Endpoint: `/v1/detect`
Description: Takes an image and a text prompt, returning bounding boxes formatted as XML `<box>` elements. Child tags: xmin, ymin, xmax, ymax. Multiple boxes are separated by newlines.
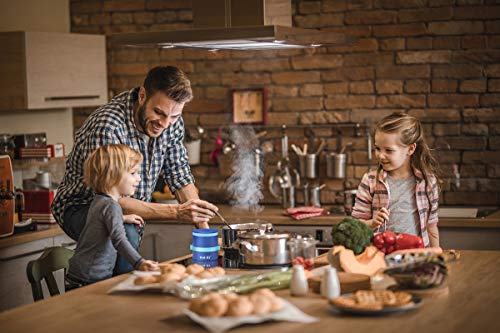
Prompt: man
<box><xmin>51</xmin><ymin>66</ymin><xmax>218</xmax><ymax>274</ymax></box>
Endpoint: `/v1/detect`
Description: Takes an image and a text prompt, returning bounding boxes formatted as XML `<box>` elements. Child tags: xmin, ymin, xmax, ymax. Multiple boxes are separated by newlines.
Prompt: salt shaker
<box><xmin>321</xmin><ymin>266</ymin><xmax>341</xmax><ymax>299</ymax></box>
<box><xmin>290</xmin><ymin>265</ymin><xmax>309</xmax><ymax>296</ymax></box>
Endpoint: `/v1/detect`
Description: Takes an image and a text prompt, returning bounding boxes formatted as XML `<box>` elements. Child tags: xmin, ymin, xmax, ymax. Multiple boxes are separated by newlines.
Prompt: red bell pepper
<box><xmin>395</xmin><ymin>233</ymin><xmax>424</xmax><ymax>250</ymax></box>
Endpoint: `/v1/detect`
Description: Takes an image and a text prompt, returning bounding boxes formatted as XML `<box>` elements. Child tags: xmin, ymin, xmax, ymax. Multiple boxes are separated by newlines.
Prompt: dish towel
<box><xmin>283</xmin><ymin>206</ymin><xmax>330</xmax><ymax>220</ymax></box>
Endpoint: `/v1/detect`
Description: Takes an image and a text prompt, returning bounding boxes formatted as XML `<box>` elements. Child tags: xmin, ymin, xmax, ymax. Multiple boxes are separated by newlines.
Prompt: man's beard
<box><xmin>137</xmin><ymin>103</ymin><xmax>148</xmax><ymax>135</ymax></box>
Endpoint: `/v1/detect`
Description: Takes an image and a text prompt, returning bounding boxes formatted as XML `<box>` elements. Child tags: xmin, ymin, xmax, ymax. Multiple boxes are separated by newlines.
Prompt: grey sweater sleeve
<box><xmin>103</xmin><ymin>203</ymin><xmax>144</xmax><ymax>268</ymax></box>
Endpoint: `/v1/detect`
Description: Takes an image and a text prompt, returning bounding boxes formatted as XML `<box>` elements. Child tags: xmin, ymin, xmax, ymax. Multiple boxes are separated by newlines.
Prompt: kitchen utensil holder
<box><xmin>326</xmin><ymin>153</ymin><xmax>346</xmax><ymax>179</ymax></box>
<box><xmin>298</xmin><ymin>153</ymin><xmax>318</xmax><ymax>179</ymax></box>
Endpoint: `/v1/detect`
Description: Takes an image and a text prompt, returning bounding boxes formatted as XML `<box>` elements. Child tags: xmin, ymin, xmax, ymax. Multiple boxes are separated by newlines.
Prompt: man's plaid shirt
<box><xmin>51</xmin><ymin>87</ymin><xmax>194</xmax><ymax>226</ymax></box>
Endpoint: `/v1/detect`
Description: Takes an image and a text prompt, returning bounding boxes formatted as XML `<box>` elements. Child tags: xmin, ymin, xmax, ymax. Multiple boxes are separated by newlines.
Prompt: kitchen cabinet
<box><xmin>0</xmin><ymin>233</ymin><xmax>75</xmax><ymax>312</ymax></box>
<box><xmin>0</xmin><ymin>31</ymin><xmax>107</xmax><ymax>110</ymax></box>
<box><xmin>140</xmin><ymin>223</ymin><xmax>193</xmax><ymax>263</ymax></box>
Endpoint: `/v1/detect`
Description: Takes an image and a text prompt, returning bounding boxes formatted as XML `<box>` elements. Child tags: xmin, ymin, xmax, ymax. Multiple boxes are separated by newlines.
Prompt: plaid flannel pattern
<box><xmin>351</xmin><ymin>168</ymin><xmax>439</xmax><ymax>247</ymax></box>
<box><xmin>51</xmin><ymin>87</ymin><xmax>194</xmax><ymax>226</ymax></box>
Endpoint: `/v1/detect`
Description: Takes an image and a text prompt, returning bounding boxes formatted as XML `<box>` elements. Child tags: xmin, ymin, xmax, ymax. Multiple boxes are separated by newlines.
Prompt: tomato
<box><xmin>382</xmin><ymin>231</ymin><xmax>397</xmax><ymax>245</ymax></box>
<box><xmin>304</xmin><ymin>259</ymin><xmax>314</xmax><ymax>270</ymax></box>
<box><xmin>373</xmin><ymin>234</ymin><xmax>385</xmax><ymax>248</ymax></box>
<box><xmin>387</xmin><ymin>245</ymin><xmax>395</xmax><ymax>254</ymax></box>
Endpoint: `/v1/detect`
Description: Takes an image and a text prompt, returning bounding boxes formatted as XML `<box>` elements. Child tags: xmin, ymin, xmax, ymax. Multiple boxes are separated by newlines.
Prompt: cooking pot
<box><xmin>237</xmin><ymin>230</ymin><xmax>291</xmax><ymax>266</ymax></box>
<box><xmin>221</xmin><ymin>222</ymin><xmax>273</xmax><ymax>248</ymax></box>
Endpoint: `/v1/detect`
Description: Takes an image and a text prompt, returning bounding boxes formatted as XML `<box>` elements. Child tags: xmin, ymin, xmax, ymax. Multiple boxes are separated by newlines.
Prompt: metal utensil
<box><xmin>214</xmin><ymin>210</ymin><xmax>232</xmax><ymax>230</ymax></box>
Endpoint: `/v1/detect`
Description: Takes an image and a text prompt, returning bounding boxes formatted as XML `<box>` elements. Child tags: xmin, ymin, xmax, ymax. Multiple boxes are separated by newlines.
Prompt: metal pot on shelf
<box><xmin>236</xmin><ymin>230</ymin><xmax>292</xmax><ymax>266</ymax></box>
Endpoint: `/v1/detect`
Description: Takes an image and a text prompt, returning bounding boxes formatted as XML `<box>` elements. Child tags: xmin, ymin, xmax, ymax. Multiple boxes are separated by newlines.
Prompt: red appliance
<box><xmin>0</xmin><ymin>156</ymin><xmax>15</xmax><ymax>237</ymax></box>
<box><xmin>23</xmin><ymin>190</ymin><xmax>56</xmax><ymax>224</ymax></box>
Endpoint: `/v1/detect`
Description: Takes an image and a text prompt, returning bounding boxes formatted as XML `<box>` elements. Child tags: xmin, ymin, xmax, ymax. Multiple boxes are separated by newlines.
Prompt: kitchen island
<box><xmin>0</xmin><ymin>250</ymin><xmax>499</xmax><ymax>333</ymax></box>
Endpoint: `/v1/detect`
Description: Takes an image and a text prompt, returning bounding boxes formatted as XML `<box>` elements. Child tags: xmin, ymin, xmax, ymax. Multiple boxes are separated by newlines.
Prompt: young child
<box><xmin>66</xmin><ymin>144</ymin><xmax>158</xmax><ymax>289</ymax></box>
<box><xmin>351</xmin><ymin>112</ymin><xmax>441</xmax><ymax>247</ymax></box>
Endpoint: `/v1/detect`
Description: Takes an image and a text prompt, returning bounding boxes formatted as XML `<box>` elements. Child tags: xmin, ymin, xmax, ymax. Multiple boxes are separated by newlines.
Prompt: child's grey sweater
<box><xmin>68</xmin><ymin>194</ymin><xmax>144</xmax><ymax>282</ymax></box>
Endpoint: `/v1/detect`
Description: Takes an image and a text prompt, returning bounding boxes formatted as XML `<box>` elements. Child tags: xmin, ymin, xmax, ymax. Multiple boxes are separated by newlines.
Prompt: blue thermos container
<box><xmin>190</xmin><ymin>228</ymin><xmax>220</xmax><ymax>268</ymax></box>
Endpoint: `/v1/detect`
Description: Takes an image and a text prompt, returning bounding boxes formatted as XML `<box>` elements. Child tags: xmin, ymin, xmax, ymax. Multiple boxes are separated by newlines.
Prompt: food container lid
<box><xmin>238</xmin><ymin>230</ymin><xmax>290</xmax><ymax>240</ymax></box>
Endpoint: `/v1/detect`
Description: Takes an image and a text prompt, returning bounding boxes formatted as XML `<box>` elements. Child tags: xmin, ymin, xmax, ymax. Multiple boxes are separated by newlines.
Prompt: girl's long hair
<box><xmin>374</xmin><ymin>112</ymin><xmax>441</xmax><ymax>213</ymax></box>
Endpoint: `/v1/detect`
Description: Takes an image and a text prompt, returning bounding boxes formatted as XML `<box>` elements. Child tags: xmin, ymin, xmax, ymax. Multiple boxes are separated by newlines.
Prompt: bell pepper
<box><xmin>395</xmin><ymin>233</ymin><xmax>424</xmax><ymax>250</ymax></box>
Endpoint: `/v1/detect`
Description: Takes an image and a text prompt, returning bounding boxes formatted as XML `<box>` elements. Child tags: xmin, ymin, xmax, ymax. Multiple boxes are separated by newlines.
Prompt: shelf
<box><xmin>187</xmin><ymin>123</ymin><xmax>366</xmax><ymax>130</ymax></box>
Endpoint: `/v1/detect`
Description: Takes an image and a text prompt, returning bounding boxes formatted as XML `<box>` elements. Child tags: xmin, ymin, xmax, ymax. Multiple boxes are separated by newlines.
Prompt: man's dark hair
<box><xmin>143</xmin><ymin>66</ymin><xmax>193</xmax><ymax>103</ymax></box>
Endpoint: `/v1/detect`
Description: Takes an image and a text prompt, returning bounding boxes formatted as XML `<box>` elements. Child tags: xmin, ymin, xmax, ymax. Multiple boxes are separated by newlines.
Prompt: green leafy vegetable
<box><xmin>331</xmin><ymin>217</ymin><xmax>374</xmax><ymax>255</ymax></box>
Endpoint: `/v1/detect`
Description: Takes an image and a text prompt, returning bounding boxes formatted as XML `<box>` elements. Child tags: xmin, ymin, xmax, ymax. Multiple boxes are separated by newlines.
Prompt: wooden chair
<box><xmin>26</xmin><ymin>246</ymin><xmax>74</xmax><ymax>301</ymax></box>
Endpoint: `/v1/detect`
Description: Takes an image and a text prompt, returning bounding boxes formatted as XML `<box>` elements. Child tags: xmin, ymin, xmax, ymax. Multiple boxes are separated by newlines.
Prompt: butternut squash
<box><xmin>327</xmin><ymin>245</ymin><xmax>387</xmax><ymax>277</ymax></box>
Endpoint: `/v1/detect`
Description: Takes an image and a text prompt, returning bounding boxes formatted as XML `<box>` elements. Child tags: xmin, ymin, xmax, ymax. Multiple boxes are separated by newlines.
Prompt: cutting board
<box><xmin>309</xmin><ymin>271</ymin><xmax>371</xmax><ymax>294</ymax></box>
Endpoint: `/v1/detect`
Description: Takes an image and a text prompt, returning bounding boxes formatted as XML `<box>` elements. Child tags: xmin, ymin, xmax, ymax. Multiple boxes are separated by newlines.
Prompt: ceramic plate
<box><xmin>329</xmin><ymin>294</ymin><xmax>422</xmax><ymax>316</ymax></box>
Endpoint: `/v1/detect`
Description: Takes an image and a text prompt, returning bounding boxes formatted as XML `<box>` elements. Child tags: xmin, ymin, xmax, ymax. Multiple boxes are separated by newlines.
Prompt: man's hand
<box><xmin>177</xmin><ymin>199</ymin><xmax>218</xmax><ymax>226</ymax></box>
<box><xmin>123</xmin><ymin>214</ymin><xmax>144</xmax><ymax>226</ymax></box>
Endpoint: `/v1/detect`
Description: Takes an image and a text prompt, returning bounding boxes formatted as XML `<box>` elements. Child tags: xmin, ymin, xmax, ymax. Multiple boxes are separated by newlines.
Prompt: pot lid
<box><xmin>222</xmin><ymin>222</ymin><xmax>272</xmax><ymax>231</ymax></box>
<box><xmin>238</xmin><ymin>230</ymin><xmax>290</xmax><ymax>240</ymax></box>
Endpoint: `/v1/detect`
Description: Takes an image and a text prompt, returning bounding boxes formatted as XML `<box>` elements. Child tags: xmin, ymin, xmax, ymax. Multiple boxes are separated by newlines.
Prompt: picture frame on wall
<box><xmin>232</xmin><ymin>88</ymin><xmax>267</xmax><ymax>125</ymax></box>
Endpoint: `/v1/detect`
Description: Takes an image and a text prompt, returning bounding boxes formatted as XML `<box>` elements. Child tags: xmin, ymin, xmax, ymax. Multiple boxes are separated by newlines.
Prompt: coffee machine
<box><xmin>0</xmin><ymin>155</ymin><xmax>15</xmax><ymax>237</ymax></box>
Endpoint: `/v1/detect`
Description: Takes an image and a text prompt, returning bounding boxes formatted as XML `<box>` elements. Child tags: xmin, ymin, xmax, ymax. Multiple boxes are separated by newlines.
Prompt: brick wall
<box><xmin>71</xmin><ymin>0</ymin><xmax>500</xmax><ymax>206</ymax></box>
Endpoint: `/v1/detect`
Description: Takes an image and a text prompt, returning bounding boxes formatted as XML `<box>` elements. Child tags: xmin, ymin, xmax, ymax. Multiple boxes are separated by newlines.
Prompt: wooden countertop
<box><xmin>0</xmin><ymin>250</ymin><xmax>499</xmax><ymax>333</ymax></box>
<box><xmin>149</xmin><ymin>205</ymin><xmax>500</xmax><ymax>228</ymax></box>
<box><xmin>0</xmin><ymin>224</ymin><xmax>64</xmax><ymax>250</ymax></box>
<box><xmin>1</xmin><ymin>206</ymin><xmax>498</xmax><ymax>250</ymax></box>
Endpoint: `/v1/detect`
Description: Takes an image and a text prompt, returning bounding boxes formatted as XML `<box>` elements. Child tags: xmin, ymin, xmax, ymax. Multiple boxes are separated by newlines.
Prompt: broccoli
<box><xmin>331</xmin><ymin>217</ymin><xmax>374</xmax><ymax>255</ymax></box>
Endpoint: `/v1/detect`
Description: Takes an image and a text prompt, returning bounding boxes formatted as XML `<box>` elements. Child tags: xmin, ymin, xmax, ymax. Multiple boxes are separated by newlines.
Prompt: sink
<box><xmin>438</xmin><ymin>207</ymin><xmax>498</xmax><ymax>218</ymax></box>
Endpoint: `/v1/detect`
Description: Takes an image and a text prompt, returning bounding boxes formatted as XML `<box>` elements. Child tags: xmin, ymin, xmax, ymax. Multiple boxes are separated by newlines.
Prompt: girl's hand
<box><xmin>370</xmin><ymin>208</ymin><xmax>390</xmax><ymax>229</ymax></box>
<box><xmin>123</xmin><ymin>214</ymin><xmax>144</xmax><ymax>226</ymax></box>
<box><xmin>138</xmin><ymin>260</ymin><xmax>159</xmax><ymax>271</ymax></box>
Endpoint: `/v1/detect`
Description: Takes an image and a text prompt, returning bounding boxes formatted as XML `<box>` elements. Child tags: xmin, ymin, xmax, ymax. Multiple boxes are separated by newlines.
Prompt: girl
<box><xmin>66</xmin><ymin>144</ymin><xmax>158</xmax><ymax>289</ymax></box>
<box><xmin>351</xmin><ymin>112</ymin><xmax>441</xmax><ymax>247</ymax></box>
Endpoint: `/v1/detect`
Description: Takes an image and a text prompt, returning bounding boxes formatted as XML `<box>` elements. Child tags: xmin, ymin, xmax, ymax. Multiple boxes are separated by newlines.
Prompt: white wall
<box><xmin>0</xmin><ymin>0</ymin><xmax>74</xmax><ymax>152</ymax></box>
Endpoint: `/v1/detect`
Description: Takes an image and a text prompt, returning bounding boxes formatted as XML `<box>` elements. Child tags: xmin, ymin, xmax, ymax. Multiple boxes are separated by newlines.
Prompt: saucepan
<box><xmin>221</xmin><ymin>222</ymin><xmax>273</xmax><ymax>249</ymax></box>
<box><xmin>237</xmin><ymin>230</ymin><xmax>291</xmax><ymax>266</ymax></box>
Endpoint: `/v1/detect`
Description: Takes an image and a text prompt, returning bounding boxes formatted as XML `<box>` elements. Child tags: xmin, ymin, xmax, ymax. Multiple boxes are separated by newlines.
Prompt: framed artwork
<box><xmin>232</xmin><ymin>88</ymin><xmax>267</xmax><ymax>124</ymax></box>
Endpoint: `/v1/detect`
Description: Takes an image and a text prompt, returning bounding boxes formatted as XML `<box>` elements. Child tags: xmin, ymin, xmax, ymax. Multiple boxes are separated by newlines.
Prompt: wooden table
<box><xmin>1</xmin><ymin>251</ymin><xmax>499</xmax><ymax>333</ymax></box>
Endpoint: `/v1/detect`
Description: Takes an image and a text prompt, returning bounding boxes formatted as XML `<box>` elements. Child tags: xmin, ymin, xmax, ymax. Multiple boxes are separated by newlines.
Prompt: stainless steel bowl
<box><xmin>237</xmin><ymin>230</ymin><xmax>291</xmax><ymax>266</ymax></box>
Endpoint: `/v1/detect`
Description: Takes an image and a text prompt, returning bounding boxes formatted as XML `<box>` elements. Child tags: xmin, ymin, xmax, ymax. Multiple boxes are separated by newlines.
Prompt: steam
<box><xmin>224</xmin><ymin>126</ymin><xmax>264</xmax><ymax>213</ymax></box>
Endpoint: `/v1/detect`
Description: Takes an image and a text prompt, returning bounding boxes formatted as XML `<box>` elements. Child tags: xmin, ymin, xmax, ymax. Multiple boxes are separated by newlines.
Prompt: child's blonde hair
<box><xmin>374</xmin><ymin>112</ymin><xmax>441</xmax><ymax>207</ymax></box>
<box><xmin>84</xmin><ymin>144</ymin><xmax>142</xmax><ymax>194</ymax></box>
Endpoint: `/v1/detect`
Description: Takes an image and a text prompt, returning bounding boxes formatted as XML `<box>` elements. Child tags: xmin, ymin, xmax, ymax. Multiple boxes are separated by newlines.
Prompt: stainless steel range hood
<box><xmin>109</xmin><ymin>0</ymin><xmax>353</xmax><ymax>50</ymax></box>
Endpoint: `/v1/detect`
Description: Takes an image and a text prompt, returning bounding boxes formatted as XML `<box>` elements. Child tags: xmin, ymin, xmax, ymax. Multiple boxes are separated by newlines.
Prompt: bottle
<box><xmin>321</xmin><ymin>267</ymin><xmax>341</xmax><ymax>299</ymax></box>
<box><xmin>290</xmin><ymin>265</ymin><xmax>308</xmax><ymax>296</ymax></box>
